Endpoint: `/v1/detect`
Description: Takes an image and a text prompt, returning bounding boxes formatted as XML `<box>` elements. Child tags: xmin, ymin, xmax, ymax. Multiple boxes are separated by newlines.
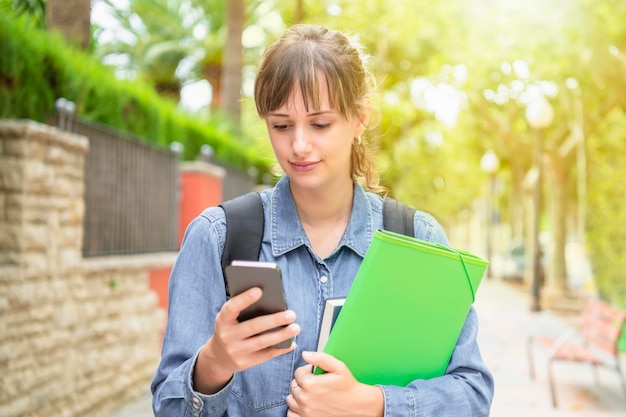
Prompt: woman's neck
<box><xmin>291</xmin><ymin>179</ymin><xmax>354</xmax><ymax>222</ymax></box>
<box><xmin>290</xmin><ymin>180</ymin><xmax>354</xmax><ymax>259</ymax></box>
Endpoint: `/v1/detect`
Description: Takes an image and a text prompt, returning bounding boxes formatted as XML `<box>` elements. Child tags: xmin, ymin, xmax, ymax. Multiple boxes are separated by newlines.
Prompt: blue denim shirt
<box><xmin>151</xmin><ymin>175</ymin><xmax>494</xmax><ymax>417</ymax></box>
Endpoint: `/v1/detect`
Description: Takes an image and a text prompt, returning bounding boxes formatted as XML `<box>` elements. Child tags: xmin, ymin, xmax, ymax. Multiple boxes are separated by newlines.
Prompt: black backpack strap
<box><xmin>218</xmin><ymin>193</ymin><xmax>413</xmax><ymax>296</ymax></box>
<box><xmin>383</xmin><ymin>197</ymin><xmax>415</xmax><ymax>237</ymax></box>
<box><xmin>219</xmin><ymin>192</ymin><xmax>265</xmax><ymax>295</ymax></box>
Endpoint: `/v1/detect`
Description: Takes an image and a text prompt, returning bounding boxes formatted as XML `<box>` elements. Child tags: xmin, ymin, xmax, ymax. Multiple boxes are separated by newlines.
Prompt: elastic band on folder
<box><xmin>434</xmin><ymin>243</ymin><xmax>476</xmax><ymax>302</ymax></box>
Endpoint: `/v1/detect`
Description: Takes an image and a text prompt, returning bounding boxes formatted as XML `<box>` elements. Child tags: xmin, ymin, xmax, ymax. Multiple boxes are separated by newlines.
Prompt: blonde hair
<box><xmin>254</xmin><ymin>24</ymin><xmax>386</xmax><ymax>195</ymax></box>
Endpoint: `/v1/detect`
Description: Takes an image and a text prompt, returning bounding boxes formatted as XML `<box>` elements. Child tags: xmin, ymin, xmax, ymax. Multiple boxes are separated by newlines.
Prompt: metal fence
<box><xmin>55</xmin><ymin>104</ymin><xmax>179</xmax><ymax>257</ymax></box>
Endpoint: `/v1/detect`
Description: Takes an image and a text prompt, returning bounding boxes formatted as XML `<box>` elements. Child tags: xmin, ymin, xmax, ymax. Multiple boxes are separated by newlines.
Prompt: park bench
<box><xmin>527</xmin><ymin>297</ymin><xmax>626</xmax><ymax>407</ymax></box>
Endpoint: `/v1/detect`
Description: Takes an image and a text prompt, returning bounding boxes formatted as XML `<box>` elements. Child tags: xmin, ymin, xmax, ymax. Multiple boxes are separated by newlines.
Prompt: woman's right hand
<box><xmin>193</xmin><ymin>287</ymin><xmax>300</xmax><ymax>394</ymax></box>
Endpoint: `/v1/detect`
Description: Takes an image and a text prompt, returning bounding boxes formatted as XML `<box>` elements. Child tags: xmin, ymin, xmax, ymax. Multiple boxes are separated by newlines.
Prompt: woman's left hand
<box><xmin>286</xmin><ymin>351</ymin><xmax>384</xmax><ymax>417</ymax></box>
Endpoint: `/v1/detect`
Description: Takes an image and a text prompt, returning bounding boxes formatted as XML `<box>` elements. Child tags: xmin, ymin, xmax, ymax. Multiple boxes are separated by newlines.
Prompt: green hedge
<box><xmin>586</xmin><ymin>107</ymin><xmax>626</xmax><ymax>309</ymax></box>
<box><xmin>0</xmin><ymin>14</ymin><xmax>270</xmax><ymax>174</ymax></box>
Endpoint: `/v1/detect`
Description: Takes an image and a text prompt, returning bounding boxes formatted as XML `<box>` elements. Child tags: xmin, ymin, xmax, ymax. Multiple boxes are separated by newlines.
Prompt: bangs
<box><xmin>255</xmin><ymin>40</ymin><xmax>352</xmax><ymax>118</ymax></box>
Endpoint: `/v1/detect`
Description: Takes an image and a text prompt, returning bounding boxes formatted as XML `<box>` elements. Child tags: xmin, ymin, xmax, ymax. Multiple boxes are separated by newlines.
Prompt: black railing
<box><xmin>55</xmin><ymin>100</ymin><xmax>179</xmax><ymax>257</ymax></box>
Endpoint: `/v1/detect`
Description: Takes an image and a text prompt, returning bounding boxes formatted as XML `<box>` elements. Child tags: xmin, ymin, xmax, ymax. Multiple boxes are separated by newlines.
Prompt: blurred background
<box><xmin>1</xmin><ymin>0</ymin><xmax>625</xmax><ymax>416</ymax></box>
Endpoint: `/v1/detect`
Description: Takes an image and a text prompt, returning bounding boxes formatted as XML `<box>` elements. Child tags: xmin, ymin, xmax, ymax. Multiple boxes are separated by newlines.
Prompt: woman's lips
<box><xmin>290</xmin><ymin>161</ymin><xmax>320</xmax><ymax>172</ymax></box>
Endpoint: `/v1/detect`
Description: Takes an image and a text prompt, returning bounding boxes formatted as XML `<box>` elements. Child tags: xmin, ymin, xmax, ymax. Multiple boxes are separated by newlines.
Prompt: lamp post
<box><xmin>480</xmin><ymin>150</ymin><xmax>500</xmax><ymax>278</ymax></box>
<box><xmin>525</xmin><ymin>95</ymin><xmax>554</xmax><ymax>312</ymax></box>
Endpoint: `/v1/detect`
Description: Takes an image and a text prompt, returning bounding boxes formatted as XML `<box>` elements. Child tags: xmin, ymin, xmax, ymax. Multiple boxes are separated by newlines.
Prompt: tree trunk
<box><xmin>545</xmin><ymin>151</ymin><xmax>570</xmax><ymax>302</ymax></box>
<box><xmin>47</xmin><ymin>0</ymin><xmax>91</xmax><ymax>49</ymax></box>
<box><xmin>509</xmin><ymin>164</ymin><xmax>526</xmax><ymax>241</ymax></box>
<box><xmin>203</xmin><ymin>64</ymin><xmax>222</xmax><ymax>109</ymax></box>
<box><xmin>295</xmin><ymin>0</ymin><xmax>304</xmax><ymax>22</ymax></box>
<box><xmin>155</xmin><ymin>83</ymin><xmax>181</xmax><ymax>102</ymax></box>
<box><xmin>221</xmin><ymin>0</ymin><xmax>244</xmax><ymax>124</ymax></box>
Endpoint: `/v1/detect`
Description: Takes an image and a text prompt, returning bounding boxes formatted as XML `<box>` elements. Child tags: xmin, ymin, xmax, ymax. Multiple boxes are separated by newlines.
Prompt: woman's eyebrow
<box><xmin>267</xmin><ymin>110</ymin><xmax>336</xmax><ymax>117</ymax></box>
<box><xmin>309</xmin><ymin>110</ymin><xmax>336</xmax><ymax>116</ymax></box>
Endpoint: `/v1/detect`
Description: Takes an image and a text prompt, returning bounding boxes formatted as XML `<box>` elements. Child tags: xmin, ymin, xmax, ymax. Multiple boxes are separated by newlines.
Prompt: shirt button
<box><xmin>320</xmin><ymin>275</ymin><xmax>329</xmax><ymax>284</ymax></box>
<box><xmin>192</xmin><ymin>396</ymin><xmax>202</xmax><ymax>410</ymax></box>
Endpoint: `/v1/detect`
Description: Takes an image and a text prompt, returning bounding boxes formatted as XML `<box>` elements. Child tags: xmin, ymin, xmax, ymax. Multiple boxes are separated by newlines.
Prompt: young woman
<box><xmin>151</xmin><ymin>24</ymin><xmax>494</xmax><ymax>417</ymax></box>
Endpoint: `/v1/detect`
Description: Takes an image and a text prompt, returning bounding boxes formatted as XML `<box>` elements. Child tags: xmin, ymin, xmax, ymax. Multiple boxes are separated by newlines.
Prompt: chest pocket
<box><xmin>231</xmin><ymin>348</ymin><xmax>296</xmax><ymax>412</ymax></box>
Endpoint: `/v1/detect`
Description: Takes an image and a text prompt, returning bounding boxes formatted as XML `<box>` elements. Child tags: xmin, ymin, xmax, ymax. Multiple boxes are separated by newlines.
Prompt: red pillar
<box><xmin>151</xmin><ymin>161</ymin><xmax>225</xmax><ymax>346</ymax></box>
<box><xmin>149</xmin><ymin>266</ymin><xmax>172</xmax><ymax>344</ymax></box>
<box><xmin>178</xmin><ymin>161</ymin><xmax>226</xmax><ymax>247</ymax></box>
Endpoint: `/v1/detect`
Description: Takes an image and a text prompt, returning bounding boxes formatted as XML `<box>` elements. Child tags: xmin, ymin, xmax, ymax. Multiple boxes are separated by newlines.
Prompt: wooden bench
<box><xmin>527</xmin><ymin>297</ymin><xmax>626</xmax><ymax>407</ymax></box>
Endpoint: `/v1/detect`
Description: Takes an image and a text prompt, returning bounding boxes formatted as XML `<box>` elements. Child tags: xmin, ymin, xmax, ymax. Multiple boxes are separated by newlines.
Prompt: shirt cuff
<box><xmin>379</xmin><ymin>384</ymin><xmax>418</xmax><ymax>417</ymax></box>
<box><xmin>185</xmin><ymin>347</ymin><xmax>235</xmax><ymax>416</ymax></box>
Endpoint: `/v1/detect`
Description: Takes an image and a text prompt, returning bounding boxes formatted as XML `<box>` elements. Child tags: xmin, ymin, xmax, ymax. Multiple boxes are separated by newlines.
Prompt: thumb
<box><xmin>302</xmin><ymin>351</ymin><xmax>347</xmax><ymax>374</ymax></box>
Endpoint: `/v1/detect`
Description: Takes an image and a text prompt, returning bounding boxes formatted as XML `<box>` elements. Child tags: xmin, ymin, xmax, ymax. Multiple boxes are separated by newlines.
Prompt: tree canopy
<box><xmin>89</xmin><ymin>0</ymin><xmax>626</xmax><ymax>305</ymax></box>
<box><xmin>6</xmin><ymin>0</ymin><xmax>626</xmax><ymax>306</ymax></box>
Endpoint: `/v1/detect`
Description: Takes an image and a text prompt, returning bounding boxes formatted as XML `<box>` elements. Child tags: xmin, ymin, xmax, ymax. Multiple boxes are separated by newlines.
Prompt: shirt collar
<box><xmin>269</xmin><ymin>176</ymin><xmax>373</xmax><ymax>258</ymax></box>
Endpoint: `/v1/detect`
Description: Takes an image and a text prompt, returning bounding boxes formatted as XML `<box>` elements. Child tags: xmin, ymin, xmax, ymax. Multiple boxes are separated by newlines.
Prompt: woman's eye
<box><xmin>273</xmin><ymin>124</ymin><xmax>288</xmax><ymax>131</ymax></box>
<box><xmin>313</xmin><ymin>123</ymin><xmax>331</xmax><ymax>129</ymax></box>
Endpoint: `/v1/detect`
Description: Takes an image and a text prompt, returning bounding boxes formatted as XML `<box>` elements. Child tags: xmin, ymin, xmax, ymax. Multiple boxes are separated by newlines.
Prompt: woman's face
<box><xmin>265</xmin><ymin>75</ymin><xmax>366</xmax><ymax>194</ymax></box>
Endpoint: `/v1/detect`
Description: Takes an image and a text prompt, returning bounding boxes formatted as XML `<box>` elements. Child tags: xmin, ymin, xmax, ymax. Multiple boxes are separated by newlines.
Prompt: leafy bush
<box><xmin>0</xmin><ymin>14</ymin><xmax>270</xmax><ymax>174</ymax></box>
<box><xmin>586</xmin><ymin>107</ymin><xmax>626</xmax><ymax>309</ymax></box>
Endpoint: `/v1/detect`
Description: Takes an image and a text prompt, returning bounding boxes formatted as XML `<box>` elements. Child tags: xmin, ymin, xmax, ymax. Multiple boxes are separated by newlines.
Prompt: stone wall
<box><xmin>0</xmin><ymin>120</ymin><xmax>176</xmax><ymax>417</ymax></box>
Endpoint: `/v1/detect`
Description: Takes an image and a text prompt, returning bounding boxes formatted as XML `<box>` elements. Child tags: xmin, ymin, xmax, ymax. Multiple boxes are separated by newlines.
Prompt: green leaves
<box><xmin>0</xmin><ymin>0</ymin><xmax>46</xmax><ymax>28</ymax></box>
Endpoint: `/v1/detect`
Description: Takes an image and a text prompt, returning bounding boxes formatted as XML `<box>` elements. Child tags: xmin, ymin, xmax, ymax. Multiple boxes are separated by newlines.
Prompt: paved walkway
<box><xmin>475</xmin><ymin>278</ymin><xmax>626</xmax><ymax>416</ymax></box>
<box><xmin>112</xmin><ymin>278</ymin><xmax>626</xmax><ymax>417</ymax></box>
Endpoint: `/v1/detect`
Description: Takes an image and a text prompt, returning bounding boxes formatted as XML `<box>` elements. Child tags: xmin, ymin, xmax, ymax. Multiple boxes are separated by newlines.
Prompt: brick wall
<box><xmin>0</xmin><ymin>120</ymin><xmax>176</xmax><ymax>417</ymax></box>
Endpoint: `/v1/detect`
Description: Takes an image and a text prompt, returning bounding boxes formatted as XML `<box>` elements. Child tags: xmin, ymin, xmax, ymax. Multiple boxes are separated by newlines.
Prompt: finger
<box><xmin>234</xmin><ymin>315</ymin><xmax>299</xmax><ymax>353</ymax></box>
<box><xmin>262</xmin><ymin>325</ymin><xmax>299</xmax><ymax>350</ymax></box>
<box><xmin>302</xmin><ymin>350</ymin><xmax>347</xmax><ymax>374</ymax></box>
<box><xmin>290</xmin><ymin>379</ymin><xmax>299</xmax><ymax>391</ymax></box>
<box><xmin>213</xmin><ymin>334</ymin><xmax>297</xmax><ymax>374</ymax></box>
<box><xmin>293</xmin><ymin>362</ymin><xmax>314</xmax><ymax>384</ymax></box>
<box><xmin>286</xmin><ymin>394</ymin><xmax>300</xmax><ymax>417</ymax></box>
<box><xmin>220</xmin><ymin>287</ymin><xmax>263</xmax><ymax>322</ymax></box>
<box><xmin>286</xmin><ymin>391</ymin><xmax>303</xmax><ymax>416</ymax></box>
<box><xmin>240</xmin><ymin>309</ymin><xmax>297</xmax><ymax>338</ymax></box>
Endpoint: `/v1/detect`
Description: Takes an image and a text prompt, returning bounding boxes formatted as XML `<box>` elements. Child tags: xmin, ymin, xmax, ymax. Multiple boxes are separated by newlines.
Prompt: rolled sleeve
<box><xmin>151</xmin><ymin>208</ymin><xmax>231</xmax><ymax>417</ymax></box>
<box><xmin>185</xmin><ymin>349</ymin><xmax>235</xmax><ymax>416</ymax></box>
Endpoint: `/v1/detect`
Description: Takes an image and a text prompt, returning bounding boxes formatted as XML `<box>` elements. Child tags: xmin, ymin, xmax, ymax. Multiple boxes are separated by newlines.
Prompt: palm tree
<box><xmin>199</xmin><ymin>0</ymin><xmax>226</xmax><ymax>109</ymax></box>
<box><xmin>93</xmin><ymin>0</ymin><xmax>283</xmax><ymax>114</ymax></box>
<box><xmin>222</xmin><ymin>0</ymin><xmax>244</xmax><ymax>122</ymax></box>
<box><xmin>0</xmin><ymin>0</ymin><xmax>46</xmax><ymax>28</ymax></box>
<box><xmin>93</xmin><ymin>0</ymin><xmax>206</xmax><ymax>100</ymax></box>
<box><xmin>48</xmin><ymin>0</ymin><xmax>91</xmax><ymax>49</ymax></box>
<box><xmin>1</xmin><ymin>0</ymin><xmax>91</xmax><ymax>49</ymax></box>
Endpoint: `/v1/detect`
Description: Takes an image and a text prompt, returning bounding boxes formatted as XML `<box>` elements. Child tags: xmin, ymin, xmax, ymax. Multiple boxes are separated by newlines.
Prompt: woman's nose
<box><xmin>292</xmin><ymin>127</ymin><xmax>311</xmax><ymax>156</ymax></box>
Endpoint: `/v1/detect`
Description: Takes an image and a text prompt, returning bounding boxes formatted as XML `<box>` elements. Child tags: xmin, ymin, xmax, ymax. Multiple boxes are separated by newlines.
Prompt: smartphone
<box><xmin>224</xmin><ymin>260</ymin><xmax>292</xmax><ymax>348</ymax></box>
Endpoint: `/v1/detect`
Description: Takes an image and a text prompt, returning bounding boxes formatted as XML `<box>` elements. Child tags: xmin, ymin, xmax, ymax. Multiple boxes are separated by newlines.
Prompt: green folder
<box><xmin>314</xmin><ymin>229</ymin><xmax>488</xmax><ymax>386</ymax></box>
